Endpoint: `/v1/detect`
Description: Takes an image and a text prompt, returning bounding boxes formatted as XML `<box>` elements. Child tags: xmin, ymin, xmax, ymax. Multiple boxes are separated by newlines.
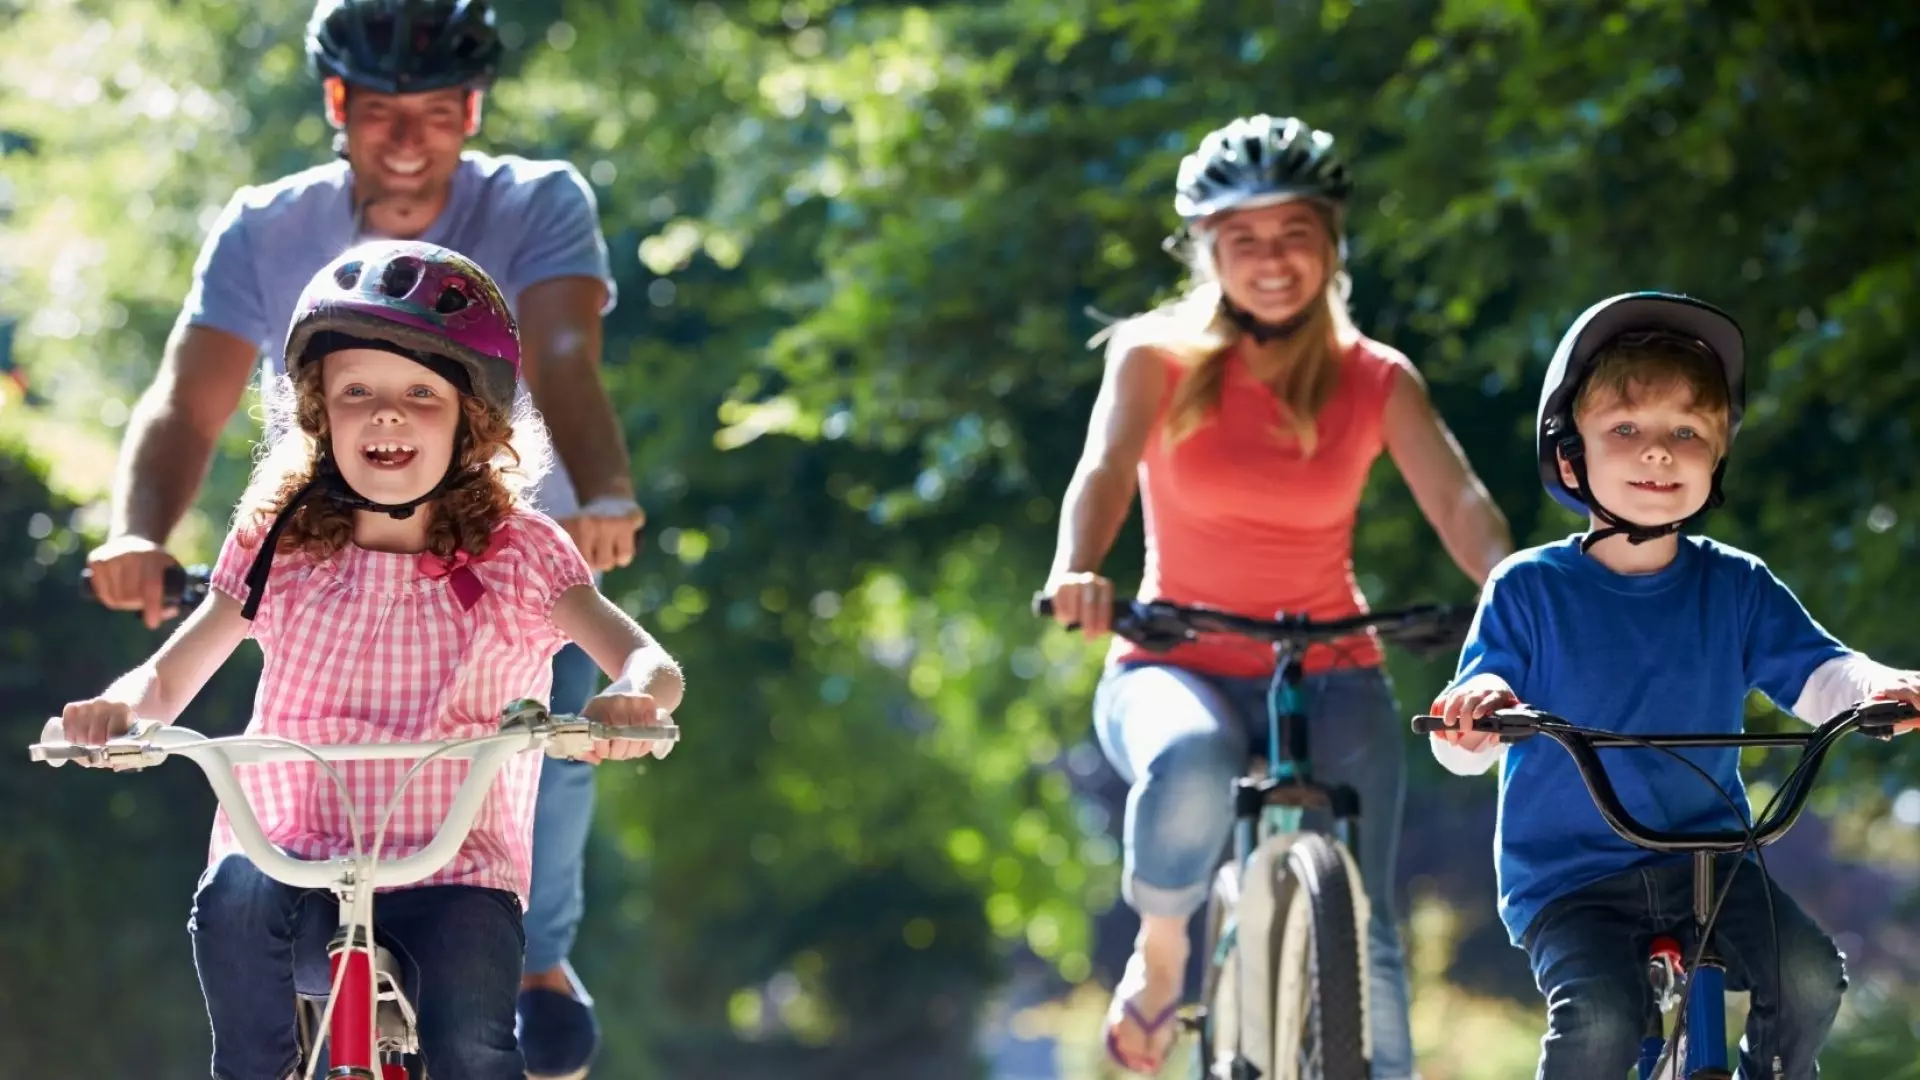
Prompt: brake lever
<box><xmin>1111</xmin><ymin>600</ymin><xmax>1199</xmax><ymax>654</ymax></box>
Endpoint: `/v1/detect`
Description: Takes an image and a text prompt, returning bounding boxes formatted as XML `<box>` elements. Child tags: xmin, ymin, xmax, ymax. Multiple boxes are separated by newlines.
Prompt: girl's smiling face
<box><xmin>322</xmin><ymin>348</ymin><xmax>461</xmax><ymax>505</ymax></box>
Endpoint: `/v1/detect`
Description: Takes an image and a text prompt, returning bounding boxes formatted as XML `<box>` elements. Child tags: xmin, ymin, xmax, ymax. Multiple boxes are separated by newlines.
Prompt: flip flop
<box><xmin>1104</xmin><ymin>995</ymin><xmax>1182</xmax><ymax>1075</ymax></box>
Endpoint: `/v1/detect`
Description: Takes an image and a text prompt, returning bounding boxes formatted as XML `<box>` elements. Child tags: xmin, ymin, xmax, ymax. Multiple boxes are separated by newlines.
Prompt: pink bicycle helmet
<box><xmin>285</xmin><ymin>240</ymin><xmax>521</xmax><ymax>411</ymax></box>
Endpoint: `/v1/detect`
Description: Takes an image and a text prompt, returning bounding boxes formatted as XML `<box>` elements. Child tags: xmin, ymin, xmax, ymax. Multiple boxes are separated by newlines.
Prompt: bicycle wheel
<box><xmin>1197</xmin><ymin>829</ymin><xmax>1296</xmax><ymax>1080</ymax></box>
<box><xmin>1195</xmin><ymin>862</ymin><xmax>1242</xmax><ymax>1078</ymax></box>
<box><xmin>1268</xmin><ymin>833</ymin><xmax>1369</xmax><ymax>1080</ymax></box>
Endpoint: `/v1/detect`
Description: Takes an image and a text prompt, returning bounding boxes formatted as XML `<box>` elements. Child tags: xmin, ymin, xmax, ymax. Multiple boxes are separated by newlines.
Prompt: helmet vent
<box><xmin>434</xmin><ymin>281</ymin><xmax>472</xmax><ymax>315</ymax></box>
<box><xmin>334</xmin><ymin>262</ymin><xmax>363</xmax><ymax>290</ymax></box>
<box><xmin>380</xmin><ymin>257</ymin><xmax>423</xmax><ymax>299</ymax></box>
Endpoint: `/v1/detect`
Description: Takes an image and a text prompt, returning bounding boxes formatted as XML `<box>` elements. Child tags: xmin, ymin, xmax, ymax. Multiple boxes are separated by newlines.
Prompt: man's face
<box><xmin>328</xmin><ymin>79</ymin><xmax>476</xmax><ymax>205</ymax></box>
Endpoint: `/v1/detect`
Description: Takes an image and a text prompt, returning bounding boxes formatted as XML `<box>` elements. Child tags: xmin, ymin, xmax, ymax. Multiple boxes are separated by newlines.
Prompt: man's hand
<box><xmin>1429</xmin><ymin>673</ymin><xmax>1519</xmax><ymax>753</ymax></box>
<box><xmin>86</xmin><ymin>536</ymin><xmax>182</xmax><ymax>630</ymax></box>
<box><xmin>580</xmin><ymin>690</ymin><xmax>673</xmax><ymax>762</ymax></box>
<box><xmin>558</xmin><ymin>496</ymin><xmax>646</xmax><ymax>572</ymax></box>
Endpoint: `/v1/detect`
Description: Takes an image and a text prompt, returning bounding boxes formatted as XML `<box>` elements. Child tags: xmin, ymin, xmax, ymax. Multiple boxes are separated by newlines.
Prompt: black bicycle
<box><xmin>1413</xmin><ymin>699</ymin><xmax>1916</xmax><ymax>1079</ymax></box>
<box><xmin>1037</xmin><ymin>594</ymin><xmax>1466</xmax><ymax>1080</ymax></box>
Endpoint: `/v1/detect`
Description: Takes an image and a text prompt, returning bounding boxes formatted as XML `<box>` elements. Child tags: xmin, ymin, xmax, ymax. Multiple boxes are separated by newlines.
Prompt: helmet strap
<box><xmin>235</xmin><ymin>430</ymin><xmax>472</xmax><ymax>621</ymax></box>
<box><xmin>1559</xmin><ymin>435</ymin><xmax>1727</xmax><ymax>554</ymax></box>
<box><xmin>1220</xmin><ymin>297</ymin><xmax>1315</xmax><ymax>344</ymax></box>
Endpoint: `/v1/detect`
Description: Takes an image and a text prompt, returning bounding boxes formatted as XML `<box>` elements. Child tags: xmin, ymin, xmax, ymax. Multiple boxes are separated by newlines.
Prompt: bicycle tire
<box><xmin>1195</xmin><ymin>862</ymin><xmax>1242</xmax><ymax>1078</ymax></box>
<box><xmin>1269</xmin><ymin>833</ymin><xmax>1369</xmax><ymax>1080</ymax></box>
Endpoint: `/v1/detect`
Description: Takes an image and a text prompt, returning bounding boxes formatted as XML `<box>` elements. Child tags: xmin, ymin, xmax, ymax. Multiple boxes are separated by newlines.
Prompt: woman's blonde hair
<box><xmin>235</xmin><ymin>353</ymin><xmax>553</xmax><ymax>560</ymax></box>
<box><xmin>1101</xmin><ymin>201</ymin><xmax>1357</xmax><ymax>456</ymax></box>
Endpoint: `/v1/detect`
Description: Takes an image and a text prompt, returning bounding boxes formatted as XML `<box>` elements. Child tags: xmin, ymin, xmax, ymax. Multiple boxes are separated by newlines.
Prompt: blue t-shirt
<box><xmin>1452</xmin><ymin>535</ymin><xmax>1847</xmax><ymax>944</ymax></box>
<box><xmin>179</xmin><ymin>151</ymin><xmax>616</xmax><ymax>518</ymax></box>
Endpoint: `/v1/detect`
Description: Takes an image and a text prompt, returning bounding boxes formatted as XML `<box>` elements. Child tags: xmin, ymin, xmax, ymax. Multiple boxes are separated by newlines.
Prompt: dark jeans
<box><xmin>190</xmin><ymin>854</ymin><xmax>526</xmax><ymax>1080</ymax></box>
<box><xmin>1522</xmin><ymin>856</ymin><xmax>1846</xmax><ymax>1080</ymax></box>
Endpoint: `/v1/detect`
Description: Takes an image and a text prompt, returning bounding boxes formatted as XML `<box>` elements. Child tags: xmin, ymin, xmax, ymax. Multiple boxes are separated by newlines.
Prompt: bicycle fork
<box><xmin>321</xmin><ymin>886</ymin><xmax>411</xmax><ymax>1080</ymax></box>
<box><xmin>1639</xmin><ymin>853</ymin><xmax>1734</xmax><ymax>1080</ymax></box>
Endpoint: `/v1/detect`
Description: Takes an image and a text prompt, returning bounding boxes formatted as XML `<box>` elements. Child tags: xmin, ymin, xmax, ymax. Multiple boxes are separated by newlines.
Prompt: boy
<box><xmin>1427</xmin><ymin>292</ymin><xmax>1920</xmax><ymax>1079</ymax></box>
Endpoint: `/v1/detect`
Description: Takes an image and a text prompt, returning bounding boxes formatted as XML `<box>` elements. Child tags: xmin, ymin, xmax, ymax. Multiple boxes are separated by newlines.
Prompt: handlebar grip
<box><xmin>1031</xmin><ymin>593</ymin><xmax>1054</xmax><ymax>617</ymax></box>
<box><xmin>80</xmin><ymin>564</ymin><xmax>192</xmax><ymax>604</ymax></box>
<box><xmin>1411</xmin><ymin>715</ymin><xmax>1454</xmax><ymax>735</ymax></box>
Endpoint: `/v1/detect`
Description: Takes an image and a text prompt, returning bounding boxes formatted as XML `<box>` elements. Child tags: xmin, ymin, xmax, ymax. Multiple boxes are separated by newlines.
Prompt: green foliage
<box><xmin>3</xmin><ymin>0</ymin><xmax>1918</xmax><ymax>1075</ymax></box>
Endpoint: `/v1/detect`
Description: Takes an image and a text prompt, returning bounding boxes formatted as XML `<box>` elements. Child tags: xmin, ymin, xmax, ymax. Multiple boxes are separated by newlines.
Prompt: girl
<box><xmin>58</xmin><ymin>240</ymin><xmax>683</xmax><ymax>1080</ymax></box>
<box><xmin>1042</xmin><ymin>115</ymin><xmax>1512</xmax><ymax>1077</ymax></box>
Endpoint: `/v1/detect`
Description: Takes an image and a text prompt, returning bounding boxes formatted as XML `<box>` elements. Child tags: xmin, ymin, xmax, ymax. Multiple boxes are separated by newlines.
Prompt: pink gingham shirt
<box><xmin>207</xmin><ymin>508</ymin><xmax>593</xmax><ymax>903</ymax></box>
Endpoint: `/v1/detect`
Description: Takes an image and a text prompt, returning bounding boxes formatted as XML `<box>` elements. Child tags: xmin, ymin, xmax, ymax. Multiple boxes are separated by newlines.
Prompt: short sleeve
<box><xmin>1740</xmin><ymin>556</ymin><xmax>1848</xmax><ymax>710</ymax></box>
<box><xmin>1448</xmin><ymin>557</ymin><xmax>1535</xmax><ymax>697</ymax></box>
<box><xmin>504</xmin><ymin>511</ymin><xmax>594</xmax><ymax>627</ymax></box>
<box><xmin>1359</xmin><ymin>339</ymin><xmax>1418</xmax><ymax>426</ymax></box>
<box><xmin>209</xmin><ymin>526</ymin><xmax>269</xmax><ymax>637</ymax></box>
<box><xmin>511</xmin><ymin>165</ymin><xmax>617</xmax><ymax>313</ymax></box>
<box><xmin>178</xmin><ymin>188</ymin><xmax>274</xmax><ymax>352</ymax></box>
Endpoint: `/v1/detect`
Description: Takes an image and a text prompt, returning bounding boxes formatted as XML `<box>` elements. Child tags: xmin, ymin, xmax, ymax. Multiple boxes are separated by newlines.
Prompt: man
<box><xmin>83</xmin><ymin>2</ymin><xmax>640</xmax><ymax>1076</ymax></box>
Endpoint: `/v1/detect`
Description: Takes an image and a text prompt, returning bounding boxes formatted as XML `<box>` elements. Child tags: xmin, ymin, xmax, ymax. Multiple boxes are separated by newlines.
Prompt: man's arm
<box><xmin>517</xmin><ymin>275</ymin><xmax>642</xmax><ymax>570</ymax></box>
<box><xmin>89</xmin><ymin>323</ymin><xmax>257</xmax><ymax>627</ymax></box>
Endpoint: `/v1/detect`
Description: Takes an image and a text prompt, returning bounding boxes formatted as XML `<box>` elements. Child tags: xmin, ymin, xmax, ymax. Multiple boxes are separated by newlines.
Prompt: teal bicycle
<box><xmin>1038</xmin><ymin>595</ymin><xmax>1465</xmax><ymax>1080</ymax></box>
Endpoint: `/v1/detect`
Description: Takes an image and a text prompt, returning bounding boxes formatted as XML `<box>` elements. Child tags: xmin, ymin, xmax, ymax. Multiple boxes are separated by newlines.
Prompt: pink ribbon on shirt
<box><xmin>418</xmin><ymin>532</ymin><xmax>506</xmax><ymax>611</ymax></box>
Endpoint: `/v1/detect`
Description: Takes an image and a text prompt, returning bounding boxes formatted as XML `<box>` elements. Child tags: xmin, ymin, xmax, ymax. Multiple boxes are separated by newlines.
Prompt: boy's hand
<box><xmin>581</xmin><ymin>692</ymin><xmax>675</xmax><ymax>762</ymax></box>
<box><xmin>1869</xmin><ymin>672</ymin><xmax>1920</xmax><ymax>734</ymax></box>
<box><xmin>1429</xmin><ymin>674</ymin><xmax>1518</xmax><ymax>753</ymax></box>
<box><xmin>59</xmin><ymin>698</ymin><xmax>135</xmax><ymax>747</ymax></box>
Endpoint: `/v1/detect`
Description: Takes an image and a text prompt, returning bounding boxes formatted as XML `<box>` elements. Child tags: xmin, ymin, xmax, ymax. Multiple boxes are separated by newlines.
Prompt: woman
<box><xmin>1043</xmin><ymin>115</ymin><xmax>1513</xmax><ymax>1078</ymax></box>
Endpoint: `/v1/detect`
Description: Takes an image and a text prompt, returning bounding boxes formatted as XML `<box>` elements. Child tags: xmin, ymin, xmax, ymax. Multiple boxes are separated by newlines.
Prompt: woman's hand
<box><xmin>581</xmin><ymin>692</ymin><xmax>675</xmax><ymax>762</ymax></box>
<box><xmin>1044</xmin><ymin>571</ymin><xmax>1117</xmax><ymax>639</ymax></box>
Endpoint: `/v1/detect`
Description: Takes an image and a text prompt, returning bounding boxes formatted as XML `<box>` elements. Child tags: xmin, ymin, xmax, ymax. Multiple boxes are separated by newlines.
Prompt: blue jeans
<box><xmin>525</xmin><ymin>641</ymin><xmax>602</xmax><ymax>973</ymax></box>
<box><xmin>1522</xmin><ymin>857</ymin><xmax>1846</xmax><ymax>1080</ymax></box>
<box><xmin>1093</xmin><ymin>663</ymin><xmax>1414</xmax><ymax>1079</ymax></box>
<box><xmin>189</xmin><ymin>855</ymin><xmax>525</xmax><ymax>1080</ymax></box>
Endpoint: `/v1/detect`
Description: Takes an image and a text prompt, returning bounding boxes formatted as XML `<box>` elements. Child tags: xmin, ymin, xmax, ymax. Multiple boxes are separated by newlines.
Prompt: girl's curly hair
<box><xmin>235</xmin><ymin>354</ymin><xmax>553</xmax><ymax>560</ymax></box>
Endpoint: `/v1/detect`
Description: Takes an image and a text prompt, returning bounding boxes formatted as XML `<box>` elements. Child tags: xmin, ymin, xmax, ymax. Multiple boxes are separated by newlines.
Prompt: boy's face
<box><xmin>1560</xmin><ymin>379</ymin><xmax>1725</xmax><ymax>524</ymax></box>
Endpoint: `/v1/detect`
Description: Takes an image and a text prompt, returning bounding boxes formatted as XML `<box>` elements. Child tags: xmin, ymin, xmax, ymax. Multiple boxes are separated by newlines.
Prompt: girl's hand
<box><xmin>1429</xmin><ymin>675</ymin><xmax>1519</xmax><ymax>753</ymax></box>
<box><xmin>1044</xmin><ymin>571</ymin><xmax>1117</xmax><ymax>639</ymax></box>
<box><xmin>59</xmin><ymin>698</ymin><xmax>135</xmax><ymax>747</ymax></box>
<box><xmin>1869</xmin><ymin>672</ymin><xmax>1920</xmax><ymax>734</ymax></box>
<box><xmin>581</xmin><ymin>692</ymin><xmax>674</xmax><ymax>762</ymax></box>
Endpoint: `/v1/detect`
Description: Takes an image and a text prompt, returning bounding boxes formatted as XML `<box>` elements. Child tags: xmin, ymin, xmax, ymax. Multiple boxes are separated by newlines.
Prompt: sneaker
<box><xmin>517</xmin><ymin>960</ymin><xmax>599</xmax><ymax>1080</ymax></box>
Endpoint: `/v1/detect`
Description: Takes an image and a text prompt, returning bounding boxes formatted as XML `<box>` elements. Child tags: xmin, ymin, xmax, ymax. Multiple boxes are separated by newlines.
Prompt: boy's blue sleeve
<box><xmin>1450</xmin><ymin>561</ymin><xmax>1534</xmax><ymax>695</ymax></box>
<box><xmin>1741</xmin><ymin>557</ymin><xmax>1848</xmax><ymax>712</ymax></box>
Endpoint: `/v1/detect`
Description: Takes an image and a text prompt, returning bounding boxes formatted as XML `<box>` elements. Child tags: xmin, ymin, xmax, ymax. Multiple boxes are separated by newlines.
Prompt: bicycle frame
<box><xmin>32</xmin><ymin>700</ymin><xmax>677</xmax><ymax>1079</ymax></box>
<box><xmin>1414</xmin><ymin>702</ymin><xmax>1912</xmax><ymax>1080</ymax></box>
<box><xmin>1230</xmin><ymin>642</ymin><xmax>1360</xmax><ymax>879</ymax></box>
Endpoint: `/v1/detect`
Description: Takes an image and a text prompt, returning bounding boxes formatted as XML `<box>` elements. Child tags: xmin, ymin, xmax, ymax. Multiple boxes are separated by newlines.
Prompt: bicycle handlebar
<box><xmin>1032</xmin><ymin>593</ymin><xmax>1469</xmax><ymax>657</ymax></box>
<box><xmin>29</xmin><ymin>700</ymin><xmax>679</xmax><ymax>890</ymax></box>
<box><xmin>1412</xmin><ymin>701</ymin><xmax>1916</xmax><ymax>853</ymax></box>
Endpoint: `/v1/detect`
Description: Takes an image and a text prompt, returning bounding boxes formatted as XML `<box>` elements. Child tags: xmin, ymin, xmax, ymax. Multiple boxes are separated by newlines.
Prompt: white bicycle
<box><xmin>31</xmin><ymin>699</ymin><xmax>677</xmax><ymax>1080</ymax></box>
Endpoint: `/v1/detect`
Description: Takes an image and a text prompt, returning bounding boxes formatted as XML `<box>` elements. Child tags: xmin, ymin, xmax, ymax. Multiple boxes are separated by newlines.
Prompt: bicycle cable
<box><xmin>1527</xmin><ymin>715</ymin><xmax>1846</xmax><ymax>1075</ymax></box>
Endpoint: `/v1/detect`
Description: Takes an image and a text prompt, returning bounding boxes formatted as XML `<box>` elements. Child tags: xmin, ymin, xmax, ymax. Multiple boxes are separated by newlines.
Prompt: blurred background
<box><xmin>3</xmin><ymin>0</ymin><xmax>1919</xmax><ymax>1076</ymax></box>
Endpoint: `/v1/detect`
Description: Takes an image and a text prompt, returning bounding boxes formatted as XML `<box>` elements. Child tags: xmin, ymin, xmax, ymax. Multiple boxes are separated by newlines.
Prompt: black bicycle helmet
<box><xmin>307</xmin><ymin>0</ymin><xmax>503</xmax><ymax>95</ymax></box>
<box><xmin>1536</xmin><ymin>292</ymin><xmax>1746</xmax><ymax>549</ymax></box>
<box><xmin>1174</xmin><ymin>114</ymin><xmax>1352</xmax><ymax>222</ymax></box>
